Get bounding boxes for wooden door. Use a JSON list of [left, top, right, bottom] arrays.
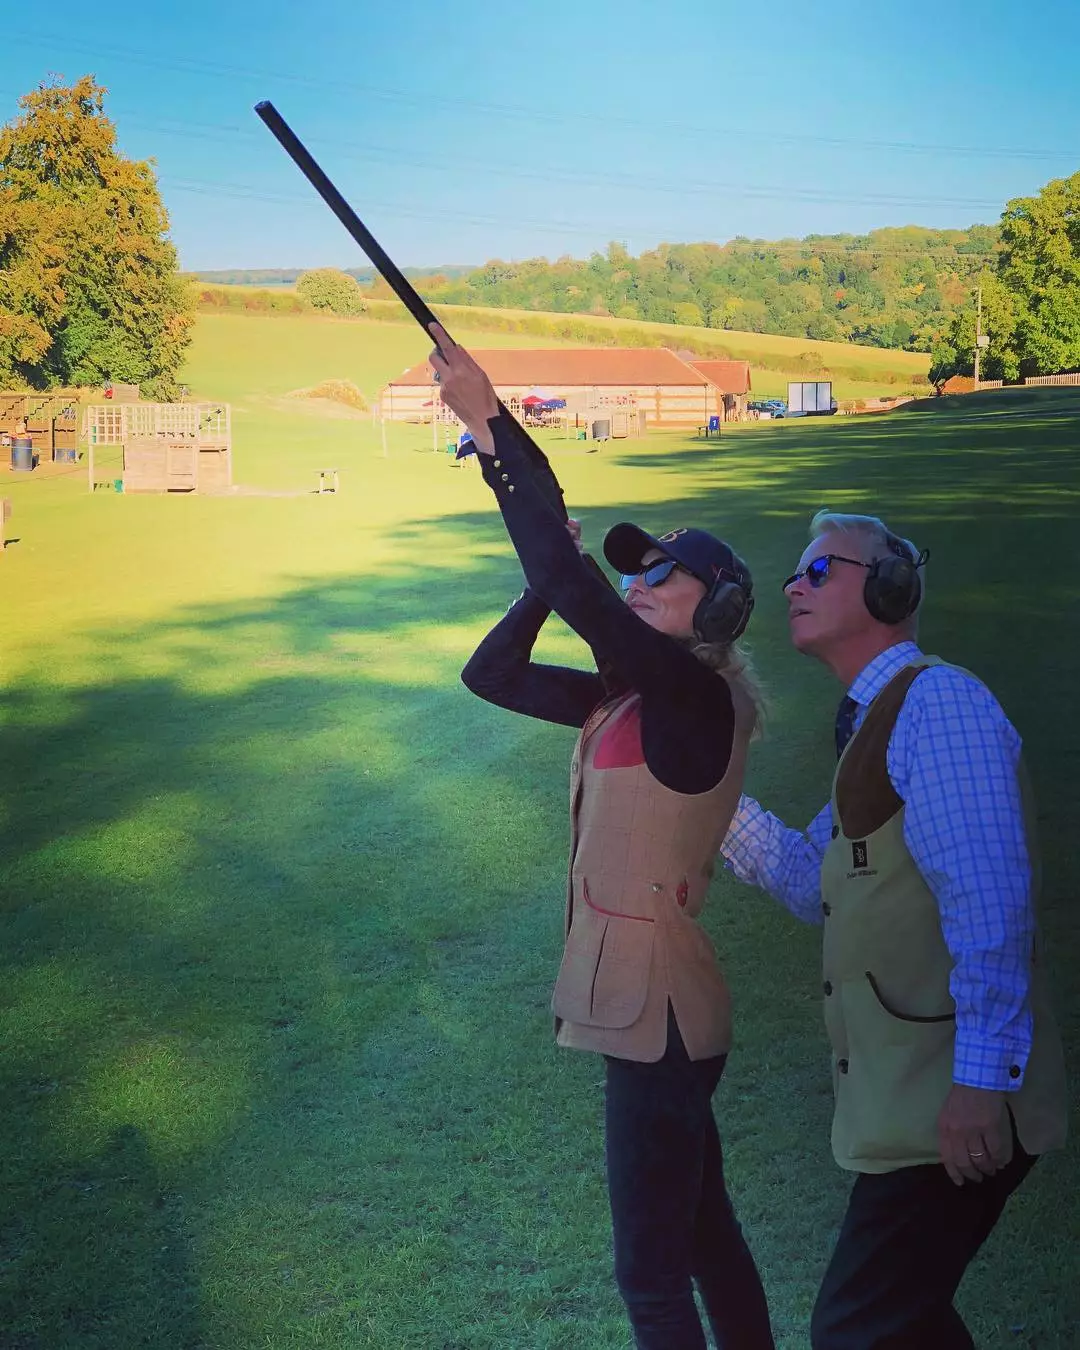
[[167, 442, 197, 490]]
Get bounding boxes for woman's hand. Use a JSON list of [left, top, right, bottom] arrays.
[[567, 518, 585, 554], [428, 322, 498, 455]]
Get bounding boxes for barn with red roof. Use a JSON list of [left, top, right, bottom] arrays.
[[379, 348, 723, 429], [689, 359, 752, 421]]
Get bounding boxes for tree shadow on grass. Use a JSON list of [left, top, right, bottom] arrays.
[[1, 553, 610, 1347], [0, 1125, 201, 1350], [1, 408, 1078, 1347], [610, 408, 1080, 523]]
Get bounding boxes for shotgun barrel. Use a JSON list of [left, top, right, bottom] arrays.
[[253, 101, 568, 519]]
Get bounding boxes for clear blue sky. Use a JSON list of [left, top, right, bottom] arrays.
[[6, 0, 1079, 270]]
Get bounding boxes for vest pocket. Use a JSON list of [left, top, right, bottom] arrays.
[[830, 974, 955, 1168], [552, 903, 653, 1029], [864, 970, 956, 1024]]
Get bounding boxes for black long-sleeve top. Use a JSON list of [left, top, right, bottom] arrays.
[[460, 412, 735, 795]]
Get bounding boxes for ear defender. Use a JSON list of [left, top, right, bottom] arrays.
[[692, 565, 755, 644], [864, 535, 930, 625]]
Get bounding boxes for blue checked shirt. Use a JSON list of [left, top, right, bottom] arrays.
[[722, 641, 1034, 1092]]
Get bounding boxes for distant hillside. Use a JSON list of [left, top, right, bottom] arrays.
[[386, 227, 997, 355], [195, 225, 996, 355], [187, 265, 476, 287], [190, 283, 929, 397]]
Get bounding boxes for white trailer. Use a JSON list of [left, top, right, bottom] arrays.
[[787, 381, 836, 415]]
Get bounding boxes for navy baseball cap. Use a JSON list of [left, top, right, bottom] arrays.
[[603, 523, 751, 591]]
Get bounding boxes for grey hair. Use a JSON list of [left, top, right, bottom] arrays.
[[809, 509, 926, 627]]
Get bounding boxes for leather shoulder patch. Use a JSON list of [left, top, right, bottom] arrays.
[[836, 665, 927, 839]]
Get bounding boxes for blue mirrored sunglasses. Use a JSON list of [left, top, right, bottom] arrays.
[[782, 554, 870, 592], [619, 558, 684, 591]]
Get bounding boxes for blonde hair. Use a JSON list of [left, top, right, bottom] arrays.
[[686, 637, 767, 737]]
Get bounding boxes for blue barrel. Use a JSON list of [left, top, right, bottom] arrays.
[[10, 435, 34, 472]]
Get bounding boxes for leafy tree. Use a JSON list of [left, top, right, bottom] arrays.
[[806, 313, 841, 341], [0, 193, 63, 377], [0, 75, 194, 394], [972, 273, 1021, 381], [998, 171, 1080, 374], [295, 267, 368, 316], [927, 270, 1021, 387], [928, 331, 969, 391], [672, 302, 704, 327]]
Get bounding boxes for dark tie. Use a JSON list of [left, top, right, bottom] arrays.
[[835, 695, 859, 759]]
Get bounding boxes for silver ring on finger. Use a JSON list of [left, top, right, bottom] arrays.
[[969, 1150, 986, 1158]]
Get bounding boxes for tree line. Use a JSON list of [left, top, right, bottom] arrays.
[[366, 227, 999, 353], [191, 266, 473, 287]]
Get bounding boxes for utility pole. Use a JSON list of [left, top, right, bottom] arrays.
[[973, 286, 983, 388]]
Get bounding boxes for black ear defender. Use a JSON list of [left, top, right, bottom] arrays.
[[693, 558, 755, 644], [864, 534, 930, 625]]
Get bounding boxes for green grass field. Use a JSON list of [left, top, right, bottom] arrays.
[[1, 317, 1076, 1349]]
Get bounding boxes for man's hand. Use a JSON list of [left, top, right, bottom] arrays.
[[567, 518, 585, 554], [428, 322, 498, 455], [937, 1083, 1011, 1186]]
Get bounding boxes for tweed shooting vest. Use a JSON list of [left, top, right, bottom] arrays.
[[820, 661, 1068, 1173], [552, 684, 753, 1063]]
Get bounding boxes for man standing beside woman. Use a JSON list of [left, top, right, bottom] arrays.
[[722, 509, 1068, 1348]]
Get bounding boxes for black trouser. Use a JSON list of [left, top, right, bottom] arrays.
[[811, 1131, 1036, 1350], [604, 1008, 775, 1350]]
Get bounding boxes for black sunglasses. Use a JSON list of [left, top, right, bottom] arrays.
[[782, 554, 870, 592], [620, 558, 689, 591]]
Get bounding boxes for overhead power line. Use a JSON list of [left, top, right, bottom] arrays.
[[0, 81, 1010, 215], [164, 176, 1001, 261], [122, 114, 1007, 212], [6, 32, 1079, 164], [0, 80, 1016, 229]]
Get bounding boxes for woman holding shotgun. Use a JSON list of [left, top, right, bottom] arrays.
[[431, 324, 774, 1350]]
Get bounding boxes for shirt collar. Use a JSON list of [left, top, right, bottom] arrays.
[[847, 640, 924, 709]]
